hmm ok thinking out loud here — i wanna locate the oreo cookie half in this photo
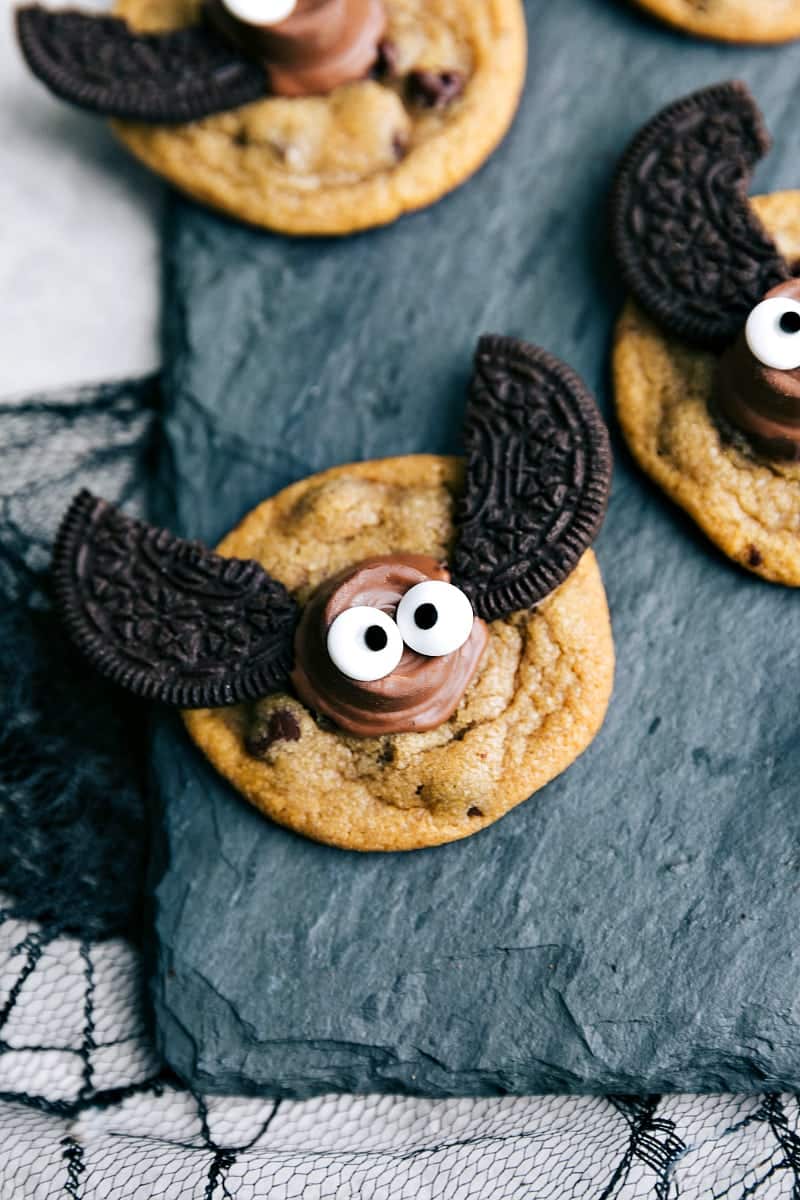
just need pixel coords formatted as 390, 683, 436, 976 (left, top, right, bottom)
52, 491, 298, 708
16, 6, 268, 123
611, 80, 790, 350
450, 336, 612, 622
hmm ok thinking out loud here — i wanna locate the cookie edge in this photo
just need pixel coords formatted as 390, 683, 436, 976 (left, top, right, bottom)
631, 0, 800, 44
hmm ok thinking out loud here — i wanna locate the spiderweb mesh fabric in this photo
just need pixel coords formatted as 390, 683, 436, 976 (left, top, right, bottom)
1, 377, 800, 1199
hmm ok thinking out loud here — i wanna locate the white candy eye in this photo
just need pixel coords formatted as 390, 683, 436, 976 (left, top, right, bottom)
745, 297, 800, 371
327, 606, 404, 682
396, 581, 474, 657
221, 0, 297, 26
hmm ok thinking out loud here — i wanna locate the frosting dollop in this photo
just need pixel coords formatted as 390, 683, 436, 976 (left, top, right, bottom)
716, 278, 800, 460
206, 0, 386, 98
291, 554, 489, 736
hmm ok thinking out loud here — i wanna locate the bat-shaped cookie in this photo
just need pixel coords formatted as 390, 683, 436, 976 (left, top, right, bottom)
612, 80, 800, 458
52, 336, 612, 736
16, 0, 388, 118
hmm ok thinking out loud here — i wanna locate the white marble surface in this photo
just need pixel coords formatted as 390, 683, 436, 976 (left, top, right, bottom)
0, 0, 164, 396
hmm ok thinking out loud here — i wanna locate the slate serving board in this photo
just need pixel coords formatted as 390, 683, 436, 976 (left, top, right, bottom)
149, 0, 800, 1097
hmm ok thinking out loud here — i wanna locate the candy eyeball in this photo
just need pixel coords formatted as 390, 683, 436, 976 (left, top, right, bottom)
220, 0, 298, 26
327, 606, 404, 682
745, 296, 800, 371
396, 581, 474, 657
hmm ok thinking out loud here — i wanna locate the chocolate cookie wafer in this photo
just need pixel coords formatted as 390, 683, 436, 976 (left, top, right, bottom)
16, 6, 267, 122
612, 80, 789, 351
452, 338, 612, 620
53, 491, 298, 707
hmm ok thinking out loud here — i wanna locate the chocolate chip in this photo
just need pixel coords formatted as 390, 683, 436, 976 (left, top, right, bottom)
746, 544, 763, 567
392, 131, 409, 161
16, 7, 267, 123
406, 70, 465, 110
611, 81, 789, 350
467, 806, 483, 818
379, 742, 395, 765
271, 709, 301, 742
246, 709, 301, 759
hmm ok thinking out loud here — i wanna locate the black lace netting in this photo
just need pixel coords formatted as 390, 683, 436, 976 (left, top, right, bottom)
0, 377, 158, 942
2, 376, 800, 1198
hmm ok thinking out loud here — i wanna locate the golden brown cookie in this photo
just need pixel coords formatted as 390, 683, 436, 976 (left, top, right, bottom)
183, 456, 614, 851
108, 0, 526, 234
615, 192, 800, 585
631, 0, 800, 43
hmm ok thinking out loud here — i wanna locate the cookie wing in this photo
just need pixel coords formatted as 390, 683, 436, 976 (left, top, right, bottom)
611, 80, 790, 350
449, 336, 612, 622
16, 6, 267, 122
52, 491, 298, 707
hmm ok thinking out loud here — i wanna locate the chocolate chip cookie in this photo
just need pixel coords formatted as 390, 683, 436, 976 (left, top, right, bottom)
184, 455, 614, 850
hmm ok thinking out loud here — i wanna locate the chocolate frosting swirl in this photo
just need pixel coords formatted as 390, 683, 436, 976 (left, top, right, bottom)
716, 279, 800, 461
291, 555, 488, 737
206, 0, 385, 97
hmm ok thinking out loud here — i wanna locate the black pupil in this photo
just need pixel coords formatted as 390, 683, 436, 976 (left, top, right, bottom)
365, 625, 388, 652
779, 310, 800, 334
414, 603, 438, 630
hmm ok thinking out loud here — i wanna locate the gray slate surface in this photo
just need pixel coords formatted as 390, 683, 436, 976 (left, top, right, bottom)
150, 0, 800, 1096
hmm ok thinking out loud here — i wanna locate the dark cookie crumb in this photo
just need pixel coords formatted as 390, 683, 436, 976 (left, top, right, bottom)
392, 131, 409, 161
746, 544, 763, 567
406, 70, 465, 110
246, 709, 301, 758
372, 38, 400, 79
